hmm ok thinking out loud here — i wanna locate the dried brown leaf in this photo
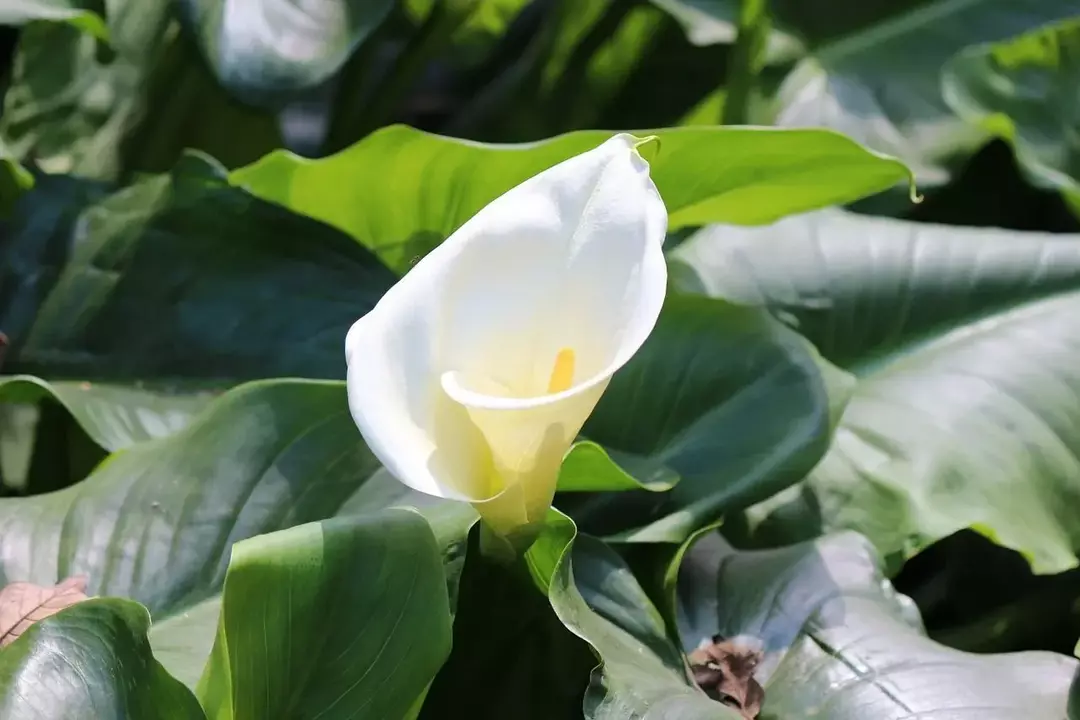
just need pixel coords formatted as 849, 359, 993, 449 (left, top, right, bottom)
688, 636, 764, 719
0, 576, 91, 647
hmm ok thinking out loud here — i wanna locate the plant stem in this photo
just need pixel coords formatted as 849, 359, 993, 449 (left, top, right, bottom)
721, 0, 768, 126
546, 0, 636, 132
326, 2, 472, 152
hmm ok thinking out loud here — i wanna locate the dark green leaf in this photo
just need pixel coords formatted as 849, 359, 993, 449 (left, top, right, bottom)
175, 0, 394, 106
675, 531, 1077, 718
769, 0, 1076, 184
8, 154, 395, 383
197, 511, 452, 719
0, 145, 33, 217
560, 293, 848, 544
672, 209, 1080, 572
0, 173, 111, 349
944, 17, 1080, 215
231, 124, 914, 274
0, 6, 282, 183
525, 510, 741, 718
0, 598, 204, 719
0, 380, 379, 681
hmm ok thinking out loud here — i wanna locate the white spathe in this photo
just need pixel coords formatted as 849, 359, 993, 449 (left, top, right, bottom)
345, 133, 668, 548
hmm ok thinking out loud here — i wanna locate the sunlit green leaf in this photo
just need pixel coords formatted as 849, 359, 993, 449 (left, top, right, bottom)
232, 124, 913, 274
197, 511, 452, 719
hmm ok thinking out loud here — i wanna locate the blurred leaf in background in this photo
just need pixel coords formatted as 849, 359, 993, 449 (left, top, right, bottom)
944, 16, 1080, 217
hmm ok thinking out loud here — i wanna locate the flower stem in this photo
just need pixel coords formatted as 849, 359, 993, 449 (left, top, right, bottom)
721, 0, 769, 126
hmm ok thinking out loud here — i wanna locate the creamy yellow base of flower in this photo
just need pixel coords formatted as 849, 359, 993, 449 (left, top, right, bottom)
463, 347, 603, 548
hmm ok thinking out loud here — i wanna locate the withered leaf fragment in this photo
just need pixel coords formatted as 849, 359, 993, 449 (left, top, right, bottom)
0, 576, 90, 647
688, 635, 764, 719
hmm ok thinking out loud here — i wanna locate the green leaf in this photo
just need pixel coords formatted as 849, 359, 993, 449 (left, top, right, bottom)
175, 0, 394, 106
671, 209, 1080, 572
770, 0, 1076, 184
0, 5, 282, 183
674, 531, 1077, 718
0, 174, 111, 349
0, 598, 204, 719
197, 511, 452, 719
525, 510, 741, 719
558, 441, 679, 493
0, 0, 107, 38
0, 380, 378, 680
943, 17, 1080, 214
0, 376, 213, 452
0, 145, 33, 217
7, 154, 395, 383
231, 124, 914, 274
559, 293, 847, 544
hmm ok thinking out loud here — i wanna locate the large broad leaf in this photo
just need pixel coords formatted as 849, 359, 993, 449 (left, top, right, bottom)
231, 124, 914, 274
559, 293, 849, 544
0, 377, 474, 691
769, 0, 1076, 184
0, 376, 212, 452
524, 510, 740, 718
0, 598, 204, 719
0, 0, 106, 38
671, 209, 1080, 572
6, 154, 395, 382
0, 3, 282, 183
175, 0, 394, 106
675, 531, 1077, 718
0, 380, 377, 685
943, 17, 1080, 215
197, 511, 452, 719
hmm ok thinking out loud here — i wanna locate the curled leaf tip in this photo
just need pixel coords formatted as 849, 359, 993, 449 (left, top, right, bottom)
632, 135, 662, 163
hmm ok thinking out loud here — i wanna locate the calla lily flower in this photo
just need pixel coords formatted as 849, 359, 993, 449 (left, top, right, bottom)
345, 134, 668, 553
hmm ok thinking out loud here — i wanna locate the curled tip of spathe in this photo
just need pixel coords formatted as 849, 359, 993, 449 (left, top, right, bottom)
632, 135, 662, 164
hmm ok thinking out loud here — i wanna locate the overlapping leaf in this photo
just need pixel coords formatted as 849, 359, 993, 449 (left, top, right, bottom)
0, 599, 204, 719
672, 209, 1080, 571
675, 531, 1077, 718
944, 17, 1080, 215
0, 2, 282, 183
768, 0, 1076, 184
527, 510, 740, 719
197, 511, 452, 719
231, 124, 914, 274
6, 154, 394, 382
